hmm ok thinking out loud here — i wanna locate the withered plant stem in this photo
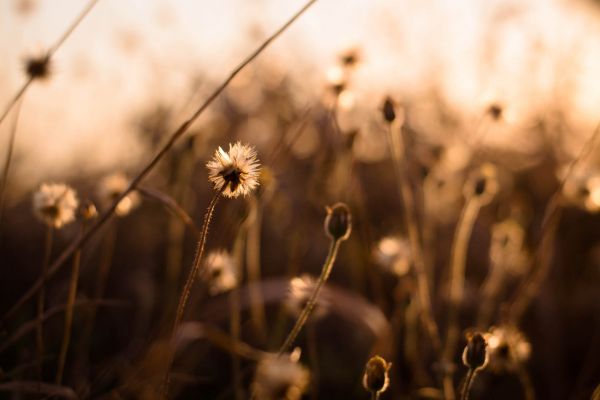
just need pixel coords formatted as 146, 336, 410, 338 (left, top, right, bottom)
36, 225, 53, 379
278, 239, 341, 355
162, 190, 221, 398
56, 222, 86, 384
385, 123, 442, 353
0, 0, 101, 129
460, 368, 476, 400
0, 98, 24, 232
509, 122, 600, 323
0, 0, 319, 327
138, 186, 200, 236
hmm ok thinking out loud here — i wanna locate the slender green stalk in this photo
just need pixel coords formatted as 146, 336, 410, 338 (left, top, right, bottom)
278, 239, 341, 355
385, 122, 441, 353
36, 225, 53, 379
56, 222, 86, 384
0, 0, 319, 328
162, 191, 221, 397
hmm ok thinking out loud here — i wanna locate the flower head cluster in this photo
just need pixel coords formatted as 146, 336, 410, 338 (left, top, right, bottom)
97, 172, 140, 217
203, 250, 238, 295
206, 142, 261, 198
252, 349, 310, 400
33, 183, 79, 228
484, 325, 531, 372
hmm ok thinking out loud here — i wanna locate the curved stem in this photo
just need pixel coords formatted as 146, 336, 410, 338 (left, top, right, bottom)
138, 186, 200, 236
162, 191, 221, 398
460, 369, 476, 400
0, 0, 319, 328
442, 197, 481, 400
278, 239, 341, 355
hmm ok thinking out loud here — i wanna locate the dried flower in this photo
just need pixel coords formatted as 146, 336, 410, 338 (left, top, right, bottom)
79, 200, 98, 220
373, 235, 412, 277
285, 274, 330, 319
206, 142, 261, 198
33, 183, 79, 229
324, 202, 352, 241
252, 350, 310, 400
203, 250, 238, 295
382, 97, 396, 123
464, 163, 499, 205
97, 172, 140, 217
462, 332, 489, 371
24, 52, 51, 80
561, 168, 600, 213
362, 355, 392, 396
484, 325, 531, 372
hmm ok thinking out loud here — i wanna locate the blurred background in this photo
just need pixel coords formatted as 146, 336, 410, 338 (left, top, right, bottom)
0, 0, 600, 399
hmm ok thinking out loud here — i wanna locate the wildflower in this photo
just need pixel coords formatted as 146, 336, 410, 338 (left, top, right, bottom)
285, 274, 330, 319
33, 183, 79, 228
324, 202, 352, 241
462, 332, 489, 371
464, 163, 499, 205
206, 142, 261, 198
252, 349, 310, 400
362, 355, 392, 397
484, 325, 531, 372
97, 172, 140, 217
561, 168, 600, 213
373, 235, 412, 277
79, 200, 98, 220
24, 52, 51, 80
203, 250, 238, 295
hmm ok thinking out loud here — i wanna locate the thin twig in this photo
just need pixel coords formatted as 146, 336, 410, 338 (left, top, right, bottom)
138, 186, 200, 236
0, 0, 319, 327
0, 97, 24, 231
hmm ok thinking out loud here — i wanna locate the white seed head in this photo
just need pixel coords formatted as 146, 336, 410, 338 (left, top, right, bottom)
206, 142, 261, 198
33, 183, 79, 229
373, 235, 412, 277
97, 172, 140, 217
484, 325, 531, 372
203, 250, 238, 295
252, 351, 310, 400
285, 274, 330, 319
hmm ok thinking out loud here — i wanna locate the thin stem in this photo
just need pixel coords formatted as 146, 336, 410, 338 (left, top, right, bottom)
138, 186, 200, 236
36, 225, 53, 379
442, 197, 481, 400
509, 122, 600, 323
231, 222, 245, 400
385, 122, 441, 353
460, 369, 476, 400
246, 197, 268, 341
278, 239, 341, 355
162, 191, 221, 398
0, 0, 319, 328
56, 222, 86, 384
0, 97, 24, 231
0, 0, 101, 130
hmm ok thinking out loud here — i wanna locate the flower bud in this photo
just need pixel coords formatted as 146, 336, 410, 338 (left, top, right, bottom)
324, 202, 352, 241
464, 163, 499, 205
462, 332, 489, 371
362, 355, 391, 395
382, 97, 396, 123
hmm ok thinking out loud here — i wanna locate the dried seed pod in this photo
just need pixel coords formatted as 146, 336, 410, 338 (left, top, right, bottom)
464, 163, 499, 205
324, 202, 352, 241
362, 355, 392, 396
462, 332, 489, 371
382, 97, 396, 123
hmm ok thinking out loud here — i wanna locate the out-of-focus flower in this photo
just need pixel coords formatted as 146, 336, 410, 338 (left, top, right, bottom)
252, 349, 310, 400
373, 235, 412, 277
97, 172, 141, 217
206, 142, 260, 198
285, 274, 330, 319
203, 250, 238, 295
490, 219, 530, 276
33, 183, 79, 228
464, 163, 500, 205
484, 325, 531, 372
561, 167, 600, 213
